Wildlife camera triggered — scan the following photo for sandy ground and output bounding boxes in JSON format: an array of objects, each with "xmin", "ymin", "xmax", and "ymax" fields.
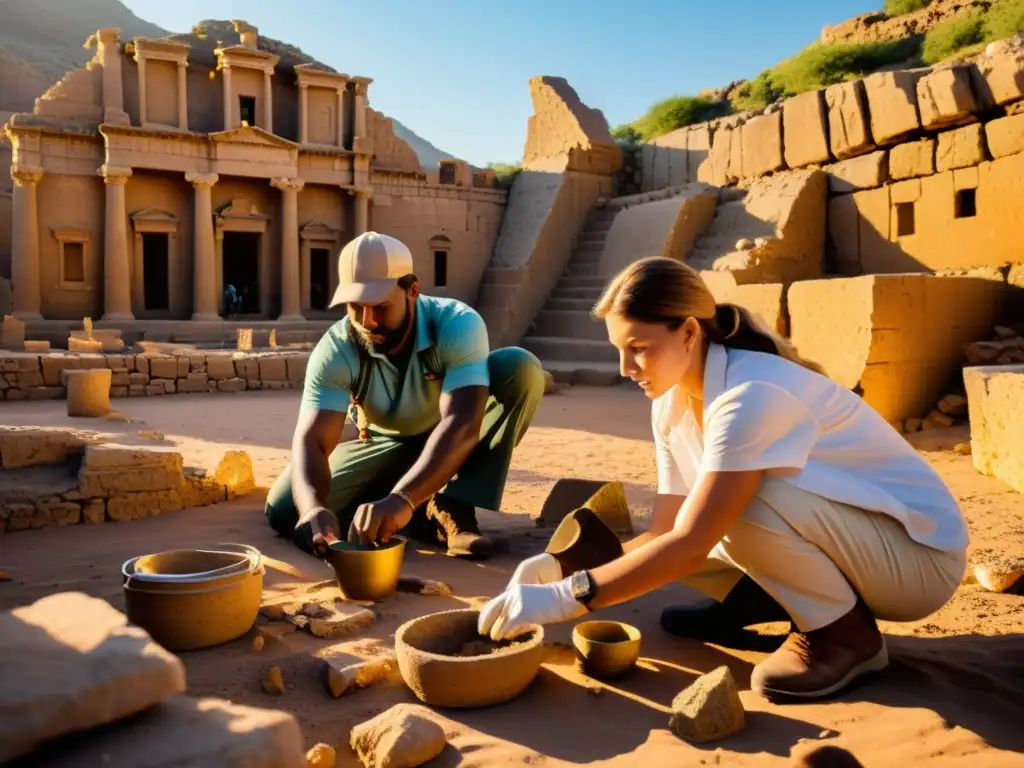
[{"xmin": 2, "ymin": 387, "xmax": 1023, "ymax": 767}]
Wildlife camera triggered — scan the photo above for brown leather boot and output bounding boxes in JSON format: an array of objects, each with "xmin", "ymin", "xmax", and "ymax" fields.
[
  {"xmin": 426, "ymin": 493, "xmax": 494, "ymax": 558},
  {"xmin": 750, "ymin": 600, "xmax": 888, "ymax": 702}
]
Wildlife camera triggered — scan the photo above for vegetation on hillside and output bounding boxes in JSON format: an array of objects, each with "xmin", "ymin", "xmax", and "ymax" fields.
[
  {"xmin": 884, "ymin": 0, "xmax": 933, "ymax": 16},
  {"xmin": 922, "ymin": 0, "xmax": 1024, "ymax": 62},
  {"xmin": 486, "ymin": 162, "xmax": 522, "ymax": 188}
]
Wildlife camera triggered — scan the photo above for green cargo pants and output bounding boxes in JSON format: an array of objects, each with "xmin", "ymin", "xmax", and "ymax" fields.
[{"xmin": 265, "ymin": 347, "xmax": 545, "ymax": 551}]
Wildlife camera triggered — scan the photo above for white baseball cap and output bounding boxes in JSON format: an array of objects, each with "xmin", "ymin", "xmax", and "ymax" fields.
[{"xmin": 330, "ymin": 231, "xmax": 414, "ymax": 307}]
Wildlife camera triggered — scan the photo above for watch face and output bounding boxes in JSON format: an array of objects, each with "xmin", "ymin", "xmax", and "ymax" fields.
[{"xmin": 571, "ymin": 571, "xmax": 590, "ymax": 600}]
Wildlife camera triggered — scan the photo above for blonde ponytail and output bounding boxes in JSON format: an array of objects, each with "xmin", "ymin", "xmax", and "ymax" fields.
[{"xmin": 593, "ymin": 257, "xmax": 823, "ymax": 374}]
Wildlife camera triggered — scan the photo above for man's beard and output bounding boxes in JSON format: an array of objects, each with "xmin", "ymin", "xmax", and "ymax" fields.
[{"xmin": 353, "ymin": 298, "xmax": 413, "ymax": 353}]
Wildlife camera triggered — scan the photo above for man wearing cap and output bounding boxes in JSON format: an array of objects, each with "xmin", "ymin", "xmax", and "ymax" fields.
[{"xmin": 264, "ymin": 231, "xmax": 546, "ymax": 559}]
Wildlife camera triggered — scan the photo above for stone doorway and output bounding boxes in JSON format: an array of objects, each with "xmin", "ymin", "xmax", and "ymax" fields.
[
  {"xmin": 310, "ymin": 247, "xmax": 330, "ymax": 311},
  {"xmin": 222, "ymin": 231, "xmax": 261, "ymax": 316},
  {"xmin": 142, "ymin": 233, "xmax": 170, "ymax": 311}
]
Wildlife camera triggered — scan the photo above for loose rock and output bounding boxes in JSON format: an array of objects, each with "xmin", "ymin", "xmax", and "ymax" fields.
[
  {"xmin": 307, "ymin": 604, "xmax": 376, "ymax": 639},
  {"xmin": 325, "ymin": 655, "xmax": 398, "ymax": 698},
  {"xmin": 262, "ymin": 665, "xmax": 285, "ymax": 695},
  {"xmin": 397, "ymin": 576, "xmax": 454, "ymax": 597},
  {"xmin": 972, "ymin": 552, "xmax": 1024, "ymax": 593},
  {"xmin": 252, "ymin": 635, "xmax": 265, "ymax": 652},
  {"xmin": 668, "ymin": 665, "xmax": 746, "ymax": 744},
  {"xmin": 350, "ymin": 703, "xmax": 447, "ymax": 768},
  {"xmin": 954, "ymin": 442, "xmax": 972, "ymax": 456},
  {"xmin": 260, "ymin": 603, "xmax": 287, "ymax": 621},
  {"xmin": 307, "ymin": 742, "xmax": 337, "ymax": 768}
]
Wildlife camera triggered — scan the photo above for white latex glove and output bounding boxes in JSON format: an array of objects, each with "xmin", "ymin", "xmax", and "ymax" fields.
[
  {"xmin": 477, "ymin": 579, "xmax": 588, "ymax": 641},
  {"xmin": 506, "ymin": 553, "xmax": 562, "ymax": 587}
]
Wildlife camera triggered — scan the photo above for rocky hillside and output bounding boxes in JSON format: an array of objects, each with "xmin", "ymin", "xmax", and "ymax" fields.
[{"xmin": 0, "ymin": 0, "xmax": 454, "ymax": 169}]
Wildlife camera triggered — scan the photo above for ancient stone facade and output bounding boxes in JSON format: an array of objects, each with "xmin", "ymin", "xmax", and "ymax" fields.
[{"xmin": 3, "ymin": 22, "xmax": 506, "ymax": 324}]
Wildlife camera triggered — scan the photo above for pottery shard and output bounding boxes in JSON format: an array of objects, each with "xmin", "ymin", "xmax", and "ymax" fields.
[
  {"xmin": 0, "ymin": 591, "xmax": 186, "ymax": 764},
  {"xmin": 350, "ymin": 703, "xmax": 447, "ymax": 768},
  {"xmin": 23, "ymin": 695, "xmax": 307, "ymax": 768},
  {"xmin": 325, "ymin": 655, "xmax": 398, "ymax": 698},
  {"xmin": 307, "ymin": 742, "xmax": 337, "ymax": 768},
  {"xmin": 668, "ymin": 665, "xmax": 746, "ymax": 744},
  {"xmin": 307, "ymin": 604, "xmax": 376, "ymax": 639},
  {"xmin": 214, "ymin": 450, "xmax": 255, "ymax": 498}
]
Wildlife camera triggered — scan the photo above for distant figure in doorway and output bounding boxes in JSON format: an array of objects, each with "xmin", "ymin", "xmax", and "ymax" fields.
[{"xmin": 223, "ymin": 284, "xmax": 241, "ymax": 317}]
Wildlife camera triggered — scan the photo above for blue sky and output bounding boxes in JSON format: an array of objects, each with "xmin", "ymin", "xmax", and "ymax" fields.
[{"xmin": 123, "ymin": 0, "xmax": 880, "ymax": 167}]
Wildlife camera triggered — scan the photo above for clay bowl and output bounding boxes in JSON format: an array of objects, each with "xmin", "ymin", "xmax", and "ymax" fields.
[
  {"xmin": 395, "ymin": 608, "xmax": 545, "ymax": 708},
  {"xmin": 324, "ymin": 536, "xmax": 406, "ymax": 601},
  {"xmin": 121, "ymin": 543, "xmax": 263, "ymax": 652},
  {"xmin": 572, "ymin": 620, "xmax": 642, "ymax": 680}
]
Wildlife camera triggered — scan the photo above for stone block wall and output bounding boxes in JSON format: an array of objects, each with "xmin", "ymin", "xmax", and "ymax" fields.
[
  {"xmin": 964, "ymin": 364, "xmax": 1024, "ymax": 492},
  {"xmin": 0, "ymin": 349, "xmax": 310, "ymax": 401}
]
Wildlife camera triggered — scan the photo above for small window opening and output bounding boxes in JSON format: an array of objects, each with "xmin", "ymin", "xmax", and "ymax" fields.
[
  {"xmin": 896, "ymin": 202, "xmax": 915, "ymax": 237},
  {"xmin": 439, "ymin": 163, "xmax": 456, "ymax": 185},
  {"xmin": 239, "ymin": 95, "xmax": 256, "ymax": 126},
  {"xmin": 433, "ymin": 250, "xmax": 448, "ymax": 288},
  {"xmin": 955, "ymin": 188, "xmax": 977, "ymax": 219},
  {"xmin": 63, "ymin": 242, "xmax": 85, "ymax": 282}
]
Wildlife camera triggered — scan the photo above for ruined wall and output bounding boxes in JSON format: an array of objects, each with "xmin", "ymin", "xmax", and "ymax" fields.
[
  {"xmin": 367, "ymin": 109, "xmax": 422, "ymax": 174},
  {"xmin": 598, "ymin": 183, "xmax": 718, "ymax": 278},
  {"xmin": 637, "ymin": 42, "xmax": 1024, "ymax": 280},
  {"xmin": 370, "ymin": 174, "xmax": 506, "ymax": 303},
  {"xmin": 33, "ymin": 56, "xmax": 103, "ymax": 124}
]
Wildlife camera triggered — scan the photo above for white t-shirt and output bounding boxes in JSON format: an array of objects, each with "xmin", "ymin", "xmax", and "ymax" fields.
[{"xmin": 653, "ymin": 343, "xmax": 968, "ymax": 553}]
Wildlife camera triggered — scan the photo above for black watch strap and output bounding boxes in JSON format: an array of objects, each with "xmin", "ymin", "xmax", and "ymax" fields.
[{"xmin": 570, "ymin": 570, "xmax": 598, "ymax": 607}]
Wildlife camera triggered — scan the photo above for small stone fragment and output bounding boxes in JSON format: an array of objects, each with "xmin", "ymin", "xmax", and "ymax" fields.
[
  {"xmin": 922, "ymin": 410, "xmax": 955, "ymax": 431},
  {"xmin": 301, "ymin": 601, "xmax": 335, "ymax": 619},
  {"xmin": 937, "ymin": 393, "xmax": 968, "ymax": 417},
  {"xmin": 307, "ymin": 742, "xmax": 337, "ymax": 768},
  {"xmin": 262, "ymin": 665, "xmax": 285, "ymax": 695},
  {"xmin": 260, "ymin": 604, "xmax": 287, "ymax": 621},
  {"xmin": 735, "ymin": 238, "xmax": 753, "ymax": 251},
  {"xmin": 325, "ymin": 656, "xmax": 398, "ymax": 698},
  {"xmin": 994, "ymin": 325, "xmax": 1017, "ymax": 338},
  {"xmin": 904, "ymin": 418, "xmax": 923, "ymax": 433},
  {"xmin": 350, "ymin": 703, "xmax": 447, "ymax": 768},
  {"xmin": 305, "ymin": 603, "xmax": 375, "ymax": 639},
  {"xmin": 397, "ymin": 576, "xmax": 454, "ymax": 597},
  {"xmin": 252, "ymin": 635, "xmax": 265, "ymax": 652},
  {"xmin": 953, "ymin": 442, "xmax": 972, "ymax": 456},
  {"xmin": 668, "ymin": 665, "xmax": 746, "ymax": 744},
  {"xmin": 972, "ymin": 553, "xmax": 1024, "ymax": 593}
]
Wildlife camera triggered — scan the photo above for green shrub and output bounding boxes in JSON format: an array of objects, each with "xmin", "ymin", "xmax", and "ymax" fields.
[
  {"xmin": 610, "ymin": 123, "xmax": 643, "ymax": 149},
  {"xmin": 884, "ymin": 0, "xmax": 932, "ymax": 16},
  {"xmin": 486, "ymin": 162, "xmax": 521, "ymax": 188},
  {"xmin": 631, "ymin": 96, "xmax": 728, "ymax": 141},
  {"xmin": 730, "ymin": 70, "xmax": 785, "ymax": 111},
  {"xmin": 922, "ymin": 10, "xmax": 986, "ymax": 63},
  {"xmin": 983, "ymin": 0, "xmax": 1024, "ymax": 41}
]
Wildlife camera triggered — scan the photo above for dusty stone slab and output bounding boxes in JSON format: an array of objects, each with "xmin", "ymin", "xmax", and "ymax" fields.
[
  {"xmin": 700, "ymin": 271, "xmax": 787, "ymax": 335},
  {"xmin": 964, "ymin": 364, "xmax": 1024, "ymax": 493},
  {"xmin": 783, "ymin": 90, "xmax": 830, "ymax": 168},
  {"xmin": 973, "ymin": 45, "xmax": 1024, "ymax": 107},
  {"xmin": 826, "ymin": 150, "xmax": 888, "ymax": 193},
  {"xmin": 890, "ymin": 139, "xmax": 936, "ymax": 180},
  {"xmin": 936, "ymin": 123, "xmax": 986, "ymax": 172},
  {"xmin": 985, "ymin": 113, "xmax": 1024, "ymax": 159},
  {"xmin": 18, "ymin": 695, "xmax": 306, "ymax": 768},
  {"xmin": 0, "ymin": 426, "xmax": 95, "ymax": 469},
  {"xmin": 0, "ymin": 592, "xmax": 186, "ymax": 763},
  {"xmin": 669, "ymin": 665, "xmax": 745, "ymax": 743},
  {"xmin": 917, "ymin": 65, "xmax": 978, "ymax": 130},
  {"xmin": 741, "ymin": 111, "xmax": 784, "ymax": 178},
  {"xmin": 325, "ymin": 655, "xmax": 398, "ymax": 698},
  {"xmin": 970, "ymin": 549, "xmax": 1024, "ymax": 593},
  {"xmin": 350, "ymin": 703, "xmax": 447, "ymax": 768},
  {"xmin": 864, "ymin": 69, "xmax": 927, "ymax": 144},
  {"xmin": 826, "ymin": 80, "xmax": 873, "ymax": 160}
]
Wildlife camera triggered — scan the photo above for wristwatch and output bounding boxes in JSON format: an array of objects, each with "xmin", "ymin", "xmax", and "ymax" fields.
[{"xmin": 570, "ymin": 570, "xmax": 598, "ymax": 608}]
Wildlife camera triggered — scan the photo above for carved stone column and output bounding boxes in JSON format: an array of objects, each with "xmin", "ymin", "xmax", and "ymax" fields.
[
  {"xmin": 186, "ymin": 172, "xmax": 220, "ymax": 320},
  {"xmin": 221, "ymin": 66, "xmax": 234, "ymax": 130},
  {"xmin": 272, "ymin": 177, "xmax": 305, "ymax": 320},
  {"xmin": 96, "ymin": 28, "xmax": 129, "ymax": 125},
  {"xmin": 298, "ymin": 84, "xmax": 308, "ymax": 144},
  {"xmin": 99, "ymin": 165, "xmax": 134, "ymax": 320},
  {"xmin": 9, "ymin": 165, "xmax": 44, "ymax": 319},
  {"xmin": 336, "ymin": 86, "xmax": 346, "ymax": 147},
  {"xmin": 177, "ymin": 61, "xmax": 189, "ymax": 130},
  {"xmin": 263, "ymin": 71, "xmax": 274, "ymax": 134},
  {"xmin": 351, "ymin": 77, "xmax": 373, "ymax": 152},
  {"xmin": 354, "ymin": 189, "xmax": 371, "ymax": 237}
]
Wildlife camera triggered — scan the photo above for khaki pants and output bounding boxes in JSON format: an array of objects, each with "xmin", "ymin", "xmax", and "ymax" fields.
[{"xmin": 681, "ymin": 478, "xmax": 967, "ymax": 632}]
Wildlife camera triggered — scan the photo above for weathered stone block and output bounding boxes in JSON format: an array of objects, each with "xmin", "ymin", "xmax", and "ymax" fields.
[
  {"xmin": 783, "ymin": 90, "xmax": 830, "ymax": 168},
  {"xmin": 31, "ymin": 501, "xmax": 82, "ymax": 527},
  {"xmin": 687, "ymin": 124, "xmax": 712, "ymax": 183},
  {"xmin": 350, "ymin": 704, "xmax": 447, "ymax": 768},
  {"xmin": 107, "ymin": 489, "xmax": 186, "ymax": 521},
  {"xmin": 147, "ymin": 356, "xmax": 177, "ymax": 379},
  {"xmin": 214, "ymin": 450, "xmax": 255, "ymax": 498},
  {"xmin": 41, "ymin": 355, "xmax": 80, "ymax": 386},
  {"xmin": 0, "ymin": 592, "xmax": 186, "ymax": 763},
  {"xmin": 669, "ymin": 666, "xmax": 745, "ymax": 743},
  {"xmin": 66, "ymin": 368, "xmax": 112, "ymax": 417},
  {"xmin": 917, "ymin": 65, "xmax": 978, "ymax": 130},
  {"xmin": 741, "ymin": 112, "xmax": 784, "ymax": 178},
  {"xmin": 325, "ymin": 656, "xmax": 398, "ymax": 698},
  {"xmin": 826, "ymin": 150, "xmax": 888, "ymax": 193},
  {"xmin": 82, "ymin": 499, "xmax": 105, "ymax": 524},
  {"xmin": 0, "ymin": 426, "xmax": 93, "ymax": 469},
  {"xmin": 20, "ymin": 695, "xmax": 306, "ymax": 768},
  {"xmin": 826, "ymin": 80, "xmax": 873, "ymax": 159},
  {"xmin": 236, "ymin": 357, "xmax": 260, "ymax": 380},
  {"xmin": 789, "ymin": 274, "xmax": 1002, "ymax": 422},
  {"xmin": 936, "ymin": 123, "xmax": 986, "ymax": 172},
  {"xmin": 700, "ymin": 271, "xmax": 787, "ymax": 335},
  {"xmin": 177, "ymin": 372, "xmax": 209, "ymax": 393},
  {"xmin": 964, "ymin": 364, "xmax": 1024, "ymax": 492},
  {"xmin": 973, "ymin": 47, "xmax": 1024, "ymax": 107},
  {"xmin": 206, "ymin": 357, "xmax": 236, "ymax": 380},
  {"xmin": 217, "ymin": 377, "xmax": 247, "ymax": 392},
  {"xmin": 985, "ymin": 113, "xmax": 1024, "ymax": 159},
  {"xmin": 259, "ymin": 357, "xmax": 288, "ymax": 382},
  {"xmin": 176, "ymin": 357, "xmax": 190, "ymax": 377},
  {"xmin": 864, "ymin": 69, "xmax": 926, "ymax": 144},
  {"xmin": 286, "ymin": 353, "xmax": 309, "ymax": 382},
  {"xmin": 17, "ymin": 369, "xmax": 43, "ymax": 388},
  {"xmin": 890, "ymin": 138, "xmax": 936, "ymax": 180}
]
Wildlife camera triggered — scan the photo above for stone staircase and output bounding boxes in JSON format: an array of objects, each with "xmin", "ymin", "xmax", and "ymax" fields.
[{"xmin": 520, "ymin": 206, "xmax": 625, "ymax": 385}]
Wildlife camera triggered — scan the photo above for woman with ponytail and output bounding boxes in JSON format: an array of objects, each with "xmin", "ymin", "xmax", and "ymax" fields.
[{"xmin": 479, "ymin": 256, "xmax": 967, "ymax": 702}]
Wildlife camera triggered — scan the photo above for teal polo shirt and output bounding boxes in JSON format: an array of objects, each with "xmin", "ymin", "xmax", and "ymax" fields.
[{"xmin": 300, "ymin": 295, "xmax": 490, "ymax": 438}]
